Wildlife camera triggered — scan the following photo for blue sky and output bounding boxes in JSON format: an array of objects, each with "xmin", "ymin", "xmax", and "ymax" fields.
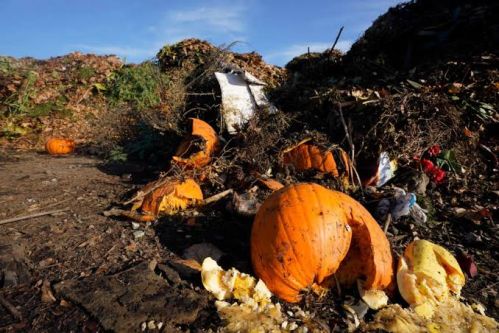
[{"xmin": 0, "ymin": 0, "xmax": 403, "ymax": 66}]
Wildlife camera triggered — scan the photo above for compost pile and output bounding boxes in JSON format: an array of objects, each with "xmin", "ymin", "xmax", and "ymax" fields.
[
  {"xmin": 0, "ymin": 0, "xmax": 498, "ymax": 332},
  {"xmin": 0, "ymin": 52, "xmax": 123, "ymax": 149}
]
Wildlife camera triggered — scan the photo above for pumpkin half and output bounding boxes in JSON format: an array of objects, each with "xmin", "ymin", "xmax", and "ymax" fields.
[
  {"xmin": 133, "ymin": 178, "xmax": 203, "ymax": 217},
  {"xmin": 251, "ymin": 183, "xmax": 393, "ymax": 303},
  {"xmin": 173, "ymin": 118, "xmax": 220, "ymax": 169},
  {"xmin": 282, "ymin": 139, "xmax": 352, "ymax": 184},
  {"xmin": 45, "ymin": 137, "xmax": 75, "ymax": 155}
]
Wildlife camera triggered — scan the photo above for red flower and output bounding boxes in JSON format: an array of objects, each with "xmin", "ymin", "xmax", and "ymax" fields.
[
  {"xmin": 420, "ymin": 159, "xmax": 446, "ymax": 184},
  {"xmin": 427, "ymin": 144, "xmax": 441, "ymax": 157},
  {"xmin": 421, "ymin": 159, "xmax": 435, "ymax": 173},
  {"xmin": 432, "ymin": 168, "xmax": 446, "ymax": 184}
]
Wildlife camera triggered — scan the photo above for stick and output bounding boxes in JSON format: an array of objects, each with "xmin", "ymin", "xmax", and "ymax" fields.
[
  {"xmin": 337, "ymin": 103, "xmax": 363, "ymax": 189},
  {"xmin": 202, "ymin": 189, "xmax": 233, "ymax": 206},
  {"xmin": 103, "ymin": 208, "xmax": 155, "ymax": 223},
  {"xmin": 383, "ymin": 214, "xmax": 392, "ymax": 234},
  {"xmin": 0, "ymin": 208, "xmax": 69, "ymax": 226},
  {"xmin": 0, "ymin": 294, "xmax": 22, "ymax": 320},
  {"xmin": 30, "ymin": 197, "xmax": 72, "ymax": 212},
  {"xmin": 329, "ymin": 26, "xmax": 344, "ymax": 54}
]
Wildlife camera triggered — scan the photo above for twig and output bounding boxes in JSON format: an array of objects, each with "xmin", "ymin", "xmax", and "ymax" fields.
[
  {"xmin": 32, "ymin": 198, "xmax": 72, "ymax": 212},
  {"xmin": 0, "ymin": 208, "xmax": 69, "ymax": 226},
  {"xmin": 329, "ymin": 26, "xmax": 344, "ymax": 55},
  {"xmin": 202, "ymin": 189, "xmax": 234, "ymax": 206},
  {"xmin": 0, "ymin": 294, "xmax": 22, "ymax": 320},
  {"xmin": 337, "ymin": 103, "xmax": 363, "ymax": 189},
  {"xmin": 383, "ymin": 214, "xmax": 392, "ymax": 234},
  {"xmin": 103, "ymin": 208, "xmax": 155, "ymax": 223}
]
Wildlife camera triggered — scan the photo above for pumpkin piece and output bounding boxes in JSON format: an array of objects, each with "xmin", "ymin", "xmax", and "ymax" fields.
[
  {"xmin": 201, "ymin": 257, "xmax": 272, "ymax": 306},
  {"xmin": 136, "ymin": 178, "xmax": 203, "ymax": 216},
  {"xmin": 333, "ymin": 196, "xmax": 394, "ymax": 291},
  {"xmin": 367, "ymin": 299, "xmax": 499, "ymax": 333},
  {"xmin": 282, "ymin": 139, "xmax": 351, "ymax": 184},
  {"xmin": 357, "ymin": 279, "xmax": 389, "ymax": 310},
  {"xmin": 45, "ymin": 137, "xmax": 75, "ymax": 155},
  {"xmin": 251, "ymin": 183, "xmax": 393, "ymax": 303},
  {"xmin": 397, "ymin": 240, "xmax": 465, "ymax": 318},
  {"xmin": 172, "ymin": 118, "xmax": 220, "ymax": 169}
]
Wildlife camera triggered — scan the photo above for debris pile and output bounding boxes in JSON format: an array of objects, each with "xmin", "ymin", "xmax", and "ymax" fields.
[
  {"xmin": 0, "ymin": 52, "xmax": 122, "ymax": 149},
  {"xmin": 0, "ymin": 0, "xmax": 498, "ymax": 331}
]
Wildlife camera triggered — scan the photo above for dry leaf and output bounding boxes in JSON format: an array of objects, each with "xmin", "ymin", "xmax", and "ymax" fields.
[{"xmin": 41, "ymin": 279, "xmax": 56, "ymax": 303}]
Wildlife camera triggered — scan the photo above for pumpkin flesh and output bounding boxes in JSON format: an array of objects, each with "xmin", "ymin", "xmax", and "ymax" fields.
[{"xmin": 137, "ymin": 178, "xmax": 203, "ymax": 216}]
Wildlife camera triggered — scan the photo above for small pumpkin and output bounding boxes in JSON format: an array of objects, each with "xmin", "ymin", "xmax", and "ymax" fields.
[
  {"xmin": 133, "ymin": 178, "xmax": 203, "ymax": 217},
  {"xmin": 173, "ymin": 118, "xmax": 220, "ymax": 169},
  {"xmin": 282, "ymin": 139, "xmax": 351, "ymax": 184},
  {"xmin": 45, "ymin": 137, "xmax": 75, "ymax": 155},
  {"xmin": 251, "ymin": 183, "xmax": 393, "ymax": 303}
]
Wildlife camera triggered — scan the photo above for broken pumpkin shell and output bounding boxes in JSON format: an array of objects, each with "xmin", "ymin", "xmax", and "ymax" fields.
[
  {"xmin": 282, "ymin": 138, "xmax": 351, "ymax": 183},
  {"xmin": 250, "ymin": 183, "xmax": 393, "ymax": 303},
  {"xmin": 45, "ymin": 137, "xmax": 75, "ymax": 155},
  {"xmin": 135, "ymin": 178, "xmax": 203, "ymax": 216},
  {"xmin": 201, "ymin": 257, "xmax": 272, "ymax": 306},
  {"xmin": 397, "ymin": 239, "xmax": 465, "ymax": 318},
  {"xmin": 172, "ymin": 118, "xmax": 220, "ymax": 169}
]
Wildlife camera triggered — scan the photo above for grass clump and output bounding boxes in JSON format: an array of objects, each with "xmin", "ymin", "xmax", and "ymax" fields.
[{"xmin": 106, "ymin": 61, "xmax": 169, "ymax": 111}]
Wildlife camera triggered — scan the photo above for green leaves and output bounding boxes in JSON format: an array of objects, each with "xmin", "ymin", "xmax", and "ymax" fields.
[
  {"xmin": 436, "ymin": 150, "xmax": 460, "ymax": 173},
  {"xmin": 106, "ymin": 62, "xmax": 168, "ymax": 111}
]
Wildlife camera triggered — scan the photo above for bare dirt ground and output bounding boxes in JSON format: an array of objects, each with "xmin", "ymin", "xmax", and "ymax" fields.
[{"xmin": 0, "ymin": 152, "xmax": 215, "ymax": 332}]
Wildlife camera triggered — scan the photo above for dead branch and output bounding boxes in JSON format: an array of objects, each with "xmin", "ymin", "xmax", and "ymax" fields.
[
  {"xmin": 202, "ymin": 189, "xmax": 234, "ymax": 206},
  {"xmin": 0, "ymin": 208, "xmax": 69, "ymax": 226},
  {"xmin": 329, "ymin": 26, "xmax": 344, "ymax": 55},
  {"xmin": 337, "ymin": 103, "xmax": 364, "ymax": 189}
]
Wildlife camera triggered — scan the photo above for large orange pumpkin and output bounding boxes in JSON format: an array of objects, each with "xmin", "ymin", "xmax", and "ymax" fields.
[
  {"xmin": 172, "ymin": 118, "xmax": 220, "ymax": 169},
  {"xmin": 251, "ymin": 183, "xmax": 393, "ymax": 302},
  {"xmin": 45, "ymin": 138, "xmax": 75, "ymax": 155}
]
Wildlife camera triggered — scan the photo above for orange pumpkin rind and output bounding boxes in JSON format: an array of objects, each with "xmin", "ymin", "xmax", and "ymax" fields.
[
  {"xmin": 45, "ymin": 137, "xmax": 75, "ymax": 155},
  {"xmin": 251, "ymin": 183, "xmax": 393, "ymax": 303},
  {"xmin": 172, "ymin": 118, "xmax": 220, "ymax": 169},
  {"xmin": 132, "ymin": 178, "xmax": 203, "ymax": 217},
  {"xmin": 282, "ymin": 139, "xmax": 352, "ymax": 185}
]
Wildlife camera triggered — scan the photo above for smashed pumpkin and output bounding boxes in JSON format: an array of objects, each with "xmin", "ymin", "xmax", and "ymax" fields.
[
  {"xmin": 397, "ymin": 239, "xmax": 465, "ymax": 318},
  {"xmin": 282, "ymin": 139, "xmax": 352, "ymax": 183},
  {"xmin": 251, "ymin": 183, "xmax": 393, "ymax": 303},
  {"xmin": 132, "ymin": 178, "xmax": 203, "ymax": 217},
  {"xmin": 45, "ymin": 137, "xmax": 75, "ymax": 155},
  {"xmin": 172, "ymin": 118, "xmax": 220, "ymax": 169}
]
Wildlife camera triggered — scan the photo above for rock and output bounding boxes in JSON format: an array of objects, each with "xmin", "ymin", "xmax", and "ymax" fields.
[
  {"xmin": 54, "ymin": 262, "xmax": 208, "ymax": 332},
  {"xmin": 133, "ymin": 231, "xmax": 145, "ymax": 239}
]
